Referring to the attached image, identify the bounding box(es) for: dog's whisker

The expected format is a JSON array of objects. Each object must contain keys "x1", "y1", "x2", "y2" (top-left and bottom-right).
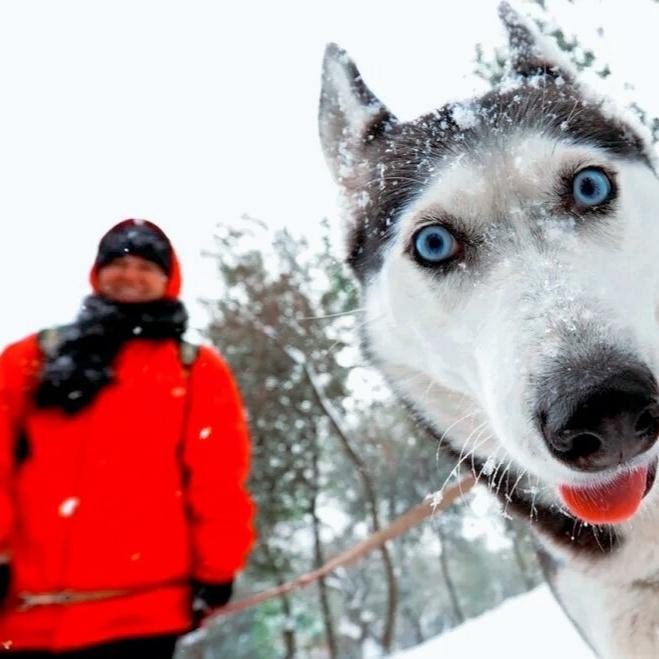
[
  {"x1": 460, "y1": 432, "x2": 494, "y2": 479},
  {"x1": 418, "y1": 376, "x2": 440, "y2": 411},
  {"x1": 437, "y1": 423, "x2": 490, "y2": 492},
  {"x1": 488, "y1": 451, "x2": 509, "y2": 492},
  {"x1": 570, "y1": 516, "x2": 581, "y2": 544},
  {"x1": 393, "y1": 369, "x2": 436, "y2": 395},
  {"x1": 493, "y1": 458, "x2": 511, "y2": 491},
  {"x1": 455, "y1": 422, "x2": 489, "y2": 469},
  {"x1": 591, "y1": 525, "x2": 607, "y2": 554},
  {"x1": 475, "y1": 443, "x2": 502, "y2": 485},
  {"x1": 436, "y1": 408, "x2": 480, "y2": 454},
  {"x1": 506, "y1": 468, "x2": 526, "y2": 503},
  {"x1": 298, "y1": 307, "x2": 366, "y2": 321},
  {"x1": 528, "y1": 473, "x2": 541, "y2": 522},
  {"x1": 320, "y1": 311, "x2": 386, "y2": 360},
  {"x1": 502, "y1": 468, "x2": 527, "y2": 518},
  {"x1": 495, "y1": 458, "x2": 515, "y2": 499}
]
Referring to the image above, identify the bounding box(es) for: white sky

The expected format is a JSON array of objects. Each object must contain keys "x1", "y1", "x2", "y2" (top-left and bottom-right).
[{"x1": 0, "y1": 0, "x2": 658, "y2": 345}]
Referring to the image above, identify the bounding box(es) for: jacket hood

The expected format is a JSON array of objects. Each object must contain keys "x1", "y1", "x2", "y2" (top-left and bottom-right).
[{"x1": 89, "y1": 219, "x2": 182, "y2": 299}]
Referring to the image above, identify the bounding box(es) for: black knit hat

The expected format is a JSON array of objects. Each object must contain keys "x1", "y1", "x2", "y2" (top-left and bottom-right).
[{"x1": 95, "y1": 223, "x2": 172, "y2": 275}]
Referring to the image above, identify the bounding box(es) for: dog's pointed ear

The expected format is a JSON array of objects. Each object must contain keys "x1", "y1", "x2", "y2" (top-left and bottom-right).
[
  {"x1": 319, "y1": 43, "x2": 396, "y2": 187},
  {"x1": 498, "y1": 2, "x2": 576, "y2": 80}
]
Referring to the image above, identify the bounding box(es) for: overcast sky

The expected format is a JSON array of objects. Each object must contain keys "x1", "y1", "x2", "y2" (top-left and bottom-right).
[{"x1": 0, "y1": 0, "x2": 657, "y2": 346}]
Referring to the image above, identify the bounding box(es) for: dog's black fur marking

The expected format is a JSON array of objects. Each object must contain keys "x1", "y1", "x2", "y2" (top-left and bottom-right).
[{"x1": 341, "y1": 76, "x2": 649, "y2": 282}]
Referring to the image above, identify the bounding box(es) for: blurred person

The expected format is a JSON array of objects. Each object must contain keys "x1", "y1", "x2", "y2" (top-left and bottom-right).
[{"x1": 0, "y1": 220, "x2": 255, "y2": 657}]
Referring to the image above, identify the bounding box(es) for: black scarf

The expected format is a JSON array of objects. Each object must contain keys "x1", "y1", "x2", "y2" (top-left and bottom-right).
[{"x1": 34, "y1": 294, "x2": 188, "y2": 414}]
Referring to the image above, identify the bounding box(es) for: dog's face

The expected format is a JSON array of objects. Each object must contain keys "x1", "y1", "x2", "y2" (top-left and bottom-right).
[{"x1": 319, "y1": 5, "x2": 659, "y2": 531}]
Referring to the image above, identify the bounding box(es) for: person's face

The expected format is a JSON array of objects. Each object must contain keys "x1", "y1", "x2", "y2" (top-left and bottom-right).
[{"x1": 97, "y1": 255, "x2": 168, "y2": 303}]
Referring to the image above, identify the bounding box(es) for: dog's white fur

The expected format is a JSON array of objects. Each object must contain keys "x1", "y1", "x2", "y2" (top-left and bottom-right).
[
  {"x1": 320, "y1": 5, "x2": 659, "y2": 657},
  {"x1": 367, "y1": 137, "x2": 659, "y2": 492}
]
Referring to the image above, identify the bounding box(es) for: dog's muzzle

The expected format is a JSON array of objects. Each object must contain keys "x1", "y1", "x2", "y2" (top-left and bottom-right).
[{"x1": 535, "y1": 359, "x2": 659, "y2": 472}]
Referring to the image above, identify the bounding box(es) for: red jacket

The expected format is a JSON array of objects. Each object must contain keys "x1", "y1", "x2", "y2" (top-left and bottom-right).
[
  {"x1": 0, "y1": 336, "x2": 255, "y2": 651},
  {"x1": 0, "y1": 240, "x2": 255, "y2": 651}
]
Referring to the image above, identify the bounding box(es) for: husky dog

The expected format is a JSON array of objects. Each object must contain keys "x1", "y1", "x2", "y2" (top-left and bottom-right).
[{"x1": 319, "y1": 4, "x2": 659, "y2": 657}]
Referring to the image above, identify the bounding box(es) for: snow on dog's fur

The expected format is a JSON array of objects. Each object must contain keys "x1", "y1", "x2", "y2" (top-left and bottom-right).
[{"x1": 319, "y1": 4, "x2": 659, "y2": 657}]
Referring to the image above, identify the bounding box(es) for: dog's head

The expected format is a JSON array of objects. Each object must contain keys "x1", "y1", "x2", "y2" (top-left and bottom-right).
[{"x1": 319, "y1": 3, "x2": 659, "y2": 535}]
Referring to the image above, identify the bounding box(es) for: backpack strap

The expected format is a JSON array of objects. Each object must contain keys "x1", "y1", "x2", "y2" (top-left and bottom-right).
[
  {"x1": 17, "y1": 328, "x2": 64, "y2": 467},
  {"x1": 37, "y1": 327, "x2": 63, "y2": 358},
  {"x1": 179, "y1": 340, "x2": 200, "y2": 372}
]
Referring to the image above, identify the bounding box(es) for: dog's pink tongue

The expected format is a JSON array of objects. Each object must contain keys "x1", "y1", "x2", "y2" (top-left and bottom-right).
[{"x1": 558, "y1": 466, "x2": 648, "y2": 524}]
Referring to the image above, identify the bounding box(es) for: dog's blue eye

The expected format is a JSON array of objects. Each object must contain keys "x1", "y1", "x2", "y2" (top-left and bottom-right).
[
  {"x1": 413, "y1": 225, "x2": 459, "y2": 265},
  {"x1": 572, "y1": 168, "x2": 612, "y2": 207}
]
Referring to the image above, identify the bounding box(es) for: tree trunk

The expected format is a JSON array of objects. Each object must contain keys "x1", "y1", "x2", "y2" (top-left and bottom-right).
[
  {"x1": 436, "y1": 524, "x2": 465, "y2": 625},
  {"x1": 310, "y1": 435, "x2": 338, "y2": 659},
  {"x1": 304, "y1": 362, "x2": 398, "y2": 652},
  {"x1": 261, "y1": 541, "x2": 297, "y2": 658},
  {"x1": 279, "y1": 593, "x2": 296, "y2": 659}
]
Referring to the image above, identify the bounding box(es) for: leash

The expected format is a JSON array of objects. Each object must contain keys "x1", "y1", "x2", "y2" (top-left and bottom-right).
[{"x1": 202, "y1": 475, "x2": 476, "y2": 623}]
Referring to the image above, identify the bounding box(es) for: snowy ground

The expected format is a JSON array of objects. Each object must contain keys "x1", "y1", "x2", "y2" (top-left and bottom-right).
[{"x1": 392, "y1": 585, "x2": 595, "y2": 659}]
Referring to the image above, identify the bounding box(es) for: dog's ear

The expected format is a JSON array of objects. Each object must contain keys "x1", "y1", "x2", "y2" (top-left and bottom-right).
[
  {"x1": 498, "y1": 2, "x2": 576, "y2": 81},
  {"x1": 319, "y1": 43, "x2": 397, "y2": 188}
]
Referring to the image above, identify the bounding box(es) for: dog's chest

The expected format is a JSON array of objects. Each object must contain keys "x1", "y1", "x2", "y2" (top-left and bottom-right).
[{"x1": 548, "y1": 509, "x2": 659, "y2": 658}]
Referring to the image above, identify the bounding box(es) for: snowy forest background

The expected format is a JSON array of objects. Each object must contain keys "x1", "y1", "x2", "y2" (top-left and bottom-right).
[{"x1": 175, "y1": 2, "x2": 659, "y2": 657}]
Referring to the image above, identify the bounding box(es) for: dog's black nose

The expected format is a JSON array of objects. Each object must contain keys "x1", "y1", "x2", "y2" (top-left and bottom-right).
[{"x1": 537, "y1": 367, "x2": 659, "y2": 472}]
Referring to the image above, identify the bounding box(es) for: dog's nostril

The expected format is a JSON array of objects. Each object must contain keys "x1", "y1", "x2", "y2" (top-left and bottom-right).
[
  {"x1": 558, "y1": 431, "x2": 602, "y2": 463},
  {"x1": 635, "y1": 404, "x2": 659, "y2": 441}
]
